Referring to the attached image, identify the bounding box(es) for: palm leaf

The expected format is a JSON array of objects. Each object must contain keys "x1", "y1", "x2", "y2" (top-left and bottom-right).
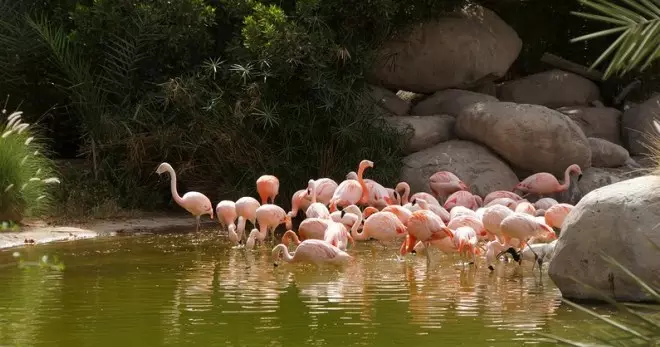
[
  {"x1": 572, "y1": 0, "x2": 660, "y2": 78},
  {"x1": 561, "y1": 298, "x2": 651, "y2": 342}
]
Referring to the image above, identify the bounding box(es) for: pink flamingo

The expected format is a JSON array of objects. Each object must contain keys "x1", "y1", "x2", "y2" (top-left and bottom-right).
[
  {"x1": 156, "y1": 162, "x2": 213, "y2": 232},
  {"x1": 429, "y1": 171, "x2": 469, "y2": 199},
  {"x1": 409, "y1": 192, "x2": 441, "y2": 207},
  {"x1": 323, "y1": 221, "x2": 354, "y2": 251},
  {"x1": 282, "y1": 218, "x2": 329, "y2": 246},
  {"x1": 272, "y1": 239, "x2": 352, "y2": 266},
  {"x1": 449, "y1": 205, "x2": 478, "y2": 220},
  {"x1": 443, "y1": 190, "x2": 480, "y2": 211},
  {"x1": 353, "y1": 211, "x2": 407, "y2": 242},
  {"x1": 235, "y1": 196, "x2": 260, "y2": 241},
  {"x1": 329, "y1": 160, "x2": 373, "y2": 211},
  {"x1": 452, "y1": 226, "x2": 481, "y2": 265},
  {"x1": 395, "y1": 182, "x2": 411, "y2": 205},
  {"x1": 514, "y1": 164, "x2": 583, "y2": 196},
  {"x1": 485, "y1": 239, "x2": 518, "y2": 270},
  {"x1": 447, "y1": 215, "x2": 488, "y2": 241},
  {"x1": 483, "y1": 191, "x2": 523, "y2": 205},
  {"x1": 301, "y1": 178, "x2": 339, "y2": 205},
  {"x1": 288, "y1": 189, "x2": 312, "y2": 220},
  {"x1": 256, "y1": 175, "x2": 280, "y2": 204},
  {"x1": 515, "y1": 201, "x2": 536, "y2": 215},
  {"x1": 484, "y1": 198, "x2": 518, "y2": 210},
  {"x1": 400, "y1": 207, "x2": 454, "y2": 263},
  {"x1": 247, "y1": 204, "x2": 290, "y2": 248},
  {"x1": 544, "y1": 203, "x2": 574, "y2": 229},
  {"x1": 305, "y1": 179, "x2": 331, "y2": 219},
  {"x1": 346, "y1": 171, "x2": 393, "y2": 208},
  {"x1": 499, "y1": 213, "x2": 557, "y2": 250},
  {"x1": 411, "y1": 198, "x2": 450, "y2": 224},
  {"x1": 481, "y1": 204, "x2": 514, "y2": 242},
  {"x1": 382, "y1": 205, "x2": 413, "y2": 224},
  {"x1": 216, "y1": 200, "x2": 237, "y2": 228}
]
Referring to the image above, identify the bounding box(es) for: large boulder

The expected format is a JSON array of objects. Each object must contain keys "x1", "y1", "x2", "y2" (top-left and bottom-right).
[
  {"x1": 622, "y1": 94, "x2": 660, "y2": 155},
  {"x1": 588, "y1": 137, "x2": 630, "y2": 168},
  {"x1": 366, "y1": 85, "x2": 410, "y2": 116},
  {"x1": 455, "y1": 101, "x2": 592, "y2": 176},
  {"x1": 498, "y1": 70, "x2": 601, "y2": 108},
  {"x1": 576, "y1": 167, "x2": 638, "y2": 196},
  {"x1": 368, "y1": 5, "x2": 521, "y2": 93},
  {"x1": 384, "y1": 115, "x2": 455, "y2": 154},
  {"x1": 557, "y1": 106, "x2": 622, "y2": 145},
  {"x1": 400, "y1": 140, "x2": 519, "y2": 197},
  {"x1": 412, "y1": 89, "x2": 498, "y2": 117},
  {"x1": 549, "y1": 175, "x2": 660, "y2": 301}
]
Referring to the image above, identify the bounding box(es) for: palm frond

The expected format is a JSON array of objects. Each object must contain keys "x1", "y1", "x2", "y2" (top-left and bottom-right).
[{"x1": 571, "y1": 0, "x2": 660, "y2": 78}]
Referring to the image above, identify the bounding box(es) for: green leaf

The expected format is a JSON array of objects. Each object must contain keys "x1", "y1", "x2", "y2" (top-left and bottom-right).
[{"x1": 571, "y1": 26, "x2": 628, "y2": 42}]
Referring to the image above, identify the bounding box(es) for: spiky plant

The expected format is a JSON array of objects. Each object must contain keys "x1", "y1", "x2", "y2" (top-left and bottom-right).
[
  {"x1": 571, "y1": 0, "x2": 660, "y2": 79},
  {"x1": 0, "y1": 110, "x2": 60, "y2": 223}
]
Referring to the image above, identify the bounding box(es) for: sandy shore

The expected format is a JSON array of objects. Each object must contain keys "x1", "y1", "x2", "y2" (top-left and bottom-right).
[{"x1": 0, "y1": 216, "x2": 216, "y2": 250}]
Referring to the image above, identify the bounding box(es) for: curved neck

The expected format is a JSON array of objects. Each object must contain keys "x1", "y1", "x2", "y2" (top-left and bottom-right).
[
  {"x1": 290, "y1": 191, "x2": 303, "y2": 217},
  {"x1": 274, "y1": 244, "x2": 294, "y2": 263},
  {"x1": 311, "y1": 181, "x2": 318, "y2": 204},
  {"x1": 399, "y1": 183, "x2": 410, "y2": 204},
  {"x1": 165, "y1": 165, "x2": 184, "y2": 205},
  {"x1": 560, "y1": 166, "x2": 574, "y2": 190},
  {"x1": 356, "y1": 165, "x2": 370, "y2": 203},
  {"x1": 283, "y1": 230, "x2": 301, "y2": 245}
]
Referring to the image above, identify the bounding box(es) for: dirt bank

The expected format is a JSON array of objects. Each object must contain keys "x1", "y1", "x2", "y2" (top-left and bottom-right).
[{"x1": 0, "y1": 216, "x2": 216, "y2": 250}]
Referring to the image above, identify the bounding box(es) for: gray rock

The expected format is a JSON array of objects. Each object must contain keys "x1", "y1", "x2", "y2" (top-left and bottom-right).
[
  {"x1": 498, "y1": 69, "x2": 601, "y2": 108},
  {"x1": 412, "y1": 89, "x2": 498, "y2": 117},
  {"x1": 622, "y1": 95, "x2": 660, "y2": 155},
  {"x1": 557, "y1": 106, "x2": 622, "y2": 145},
  {"x1": 549, "y1": 175, "x2": 660, "y2": 301},
  {"x1": 384, "y1": 115, "x2": 455, "y2": 154},
  {"x1": 455, "y1": 101, "x2": 592, "y2": 176},
  {"x1": 368, "y1": 5, "x2": 521, "y2": 93},
  {"x1": 588, "y1": 137, "x2": 630, "y2": 168},
  {"x1": 400, "y1": 140, "x2": 519, "y2": 198}
]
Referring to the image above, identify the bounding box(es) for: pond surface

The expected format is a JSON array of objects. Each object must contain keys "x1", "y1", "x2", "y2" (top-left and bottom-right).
[{"x1": 0, "y1": 231, "x2": 608, "y2": 346}]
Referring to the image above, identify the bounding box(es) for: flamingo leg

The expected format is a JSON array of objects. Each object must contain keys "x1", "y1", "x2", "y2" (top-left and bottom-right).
[
  {"x1": 195, "y1": 216, "x2": 201, "y2": 233},
  {"x1": 424, "y1": 242, "x2": 431, "y2": 266}
]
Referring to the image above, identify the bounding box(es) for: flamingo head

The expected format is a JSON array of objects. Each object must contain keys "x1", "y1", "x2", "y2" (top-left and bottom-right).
[
  {"x1": 206, "y1": 205, "x2": 214, "y2": 219},
  {"x1": 360, "y1": 160, "x2": 374, "y2": 169},
  {"x1": 283, "y1": 214, "x2": 292, "y2": 230},
  {"x1": 497, "y1": 247, "x2": 522, "y2": 264},
  {"x1": 459, "y1": 181, "x2": 469, "y2": 191},
  {"x1": 155, "y1": 162, "x2": 170, "y2": 175}
]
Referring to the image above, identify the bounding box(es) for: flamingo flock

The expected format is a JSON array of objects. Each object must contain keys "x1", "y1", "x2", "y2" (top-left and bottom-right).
[{"x1": 156, "y1": 160, "x2": 580, "y2": 271}]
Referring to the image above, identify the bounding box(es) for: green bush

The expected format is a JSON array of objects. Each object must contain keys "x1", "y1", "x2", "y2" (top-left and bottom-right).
[{"x1": 0, "y1": 110, "x2": 59, "y2": 223}]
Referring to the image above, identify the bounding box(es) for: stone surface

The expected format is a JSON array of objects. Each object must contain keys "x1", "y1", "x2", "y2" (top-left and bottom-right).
[
  {"x1": 455, "y1": 101, "x2": 592, "y2": 176},
  {"x1": 622, "y1": 94, "x2": 660, "y2": 155},
  {"x1": 557, "y1": 106, "x2": 622, "y2": 145},
  {"x1": 366, "y1": 85, "x2": 410, "y2": 116},
  {"x1": 588, "y1": 137, "x2": 630, "y2": 168},
  {"x1": 368, "y1": 5, "x2": 521, "y2": 93},
  {"x1": 384, "y1": 115, "x2": 455, "y2": 153},
  {"x1": 549, "y1": 175, "x2": 660, "y2": 301},
  {"x1": 498, "y1": 69, "x2": 601, "y2": 108},
  {"x1": 400, "y1": 140, "x2": 519, "y2": 198},
  {"x1": 412, "y1": 89, "x2": 498, "y2": 117}
]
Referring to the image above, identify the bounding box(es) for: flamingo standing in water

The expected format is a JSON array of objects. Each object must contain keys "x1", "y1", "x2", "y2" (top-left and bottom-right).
[
  {"x1": 288, "y1": 189, "x2": 312, "y2": 220},
  {"x1": 305, "y1": 179, "x2": 331, "y2": 219},
  {"x1": 235, "y1": 196, "x2": 260, "y2": 241},
  {"x1": 443, "y1": 190, "x2": 480, "y2": 211},
  {"x1": 256, "y1": 175, "x2": 280, "y2": 204},
  {"x1": 272, "y1": 239, "x2": 352, "y2": 266},
  {"x1": 302, "y1": 178, "x2": 339, "y2": 205},
  {"x1": 401, "y1": 203, "x2": 454, "y2": 263},
  {"x1": 353, "y1": 211, "x2": 407, "y2": 242},
  {"x1": 499, "y1": 213, "x2": 557, "y2": 250},
  {"x1": 514, "y1": 164, "x2": 583, "y2": 196},
  {"x1": 329, "y1": 160, "x2": 373, "y2": 211},
  {"x1": 216, "y1": 200, "x2": 238, "y2": 244},
  {"x1": 346, "y1": 171, "x2": 392, "y2": 208},
  {"x1": 156, "y1": 162, "x2": 213, "y2": 232}
]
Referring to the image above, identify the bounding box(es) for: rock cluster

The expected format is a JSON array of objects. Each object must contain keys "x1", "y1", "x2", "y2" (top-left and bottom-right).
[{"x1": 366, "y1": 4, "x2": 659, "y2": 301}]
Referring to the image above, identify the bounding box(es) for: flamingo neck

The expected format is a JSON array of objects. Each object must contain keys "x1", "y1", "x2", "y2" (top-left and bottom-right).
[
  {"x1": 559, "y1": 165, "x2": 575, "y2": 190},
  {"x1": 356, "y1": 165, "x2": 370, "y2": 203},
  {"x1": 165, "y1": 165, "x2": 184, "y2": 206},
  {"x1": 311, "y1": 180, "x2": 318, "y2": 204},
  {"x1": 275, "y1": 244, "x2": 295, "y2": 263},
  {"x1": 349, "y1": 210, "x2": 365, "y2": 240},
  {"x1": 401, "y1": 183, "x2": 410, "y2": 204}
]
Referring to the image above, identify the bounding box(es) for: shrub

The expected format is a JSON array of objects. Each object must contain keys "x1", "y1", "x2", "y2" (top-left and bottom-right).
[{"x1": 0, "y1": 110, "x2": 59, "y2": 223}]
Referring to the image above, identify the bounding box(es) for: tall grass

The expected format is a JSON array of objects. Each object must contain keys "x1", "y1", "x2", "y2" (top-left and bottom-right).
[{"x1": 0, "y1": 109, "x2": 59, "y2": 223}]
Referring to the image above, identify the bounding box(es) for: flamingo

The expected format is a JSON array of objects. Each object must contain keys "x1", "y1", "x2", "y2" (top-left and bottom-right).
[
  {"x1": 429, "y1": 171, "x2": 468, "y2": 200},
  {"x1": 484, "y1": 198, "x2": 518, "y2": 210},
  {"x1": 443, "y1": 190, "x2": 480, "y2": 211},
  {"x1": 485, "y1": 239, "x2": 519, "y2": 271},
  {"x1": 323, "y1": 221, "x2": 354, "y2": 251},
  {"x1": 305, "y1": 178, "x2": 339, "y2": 204},
  {"x1": 395, "y1": 182, "x2": 411, "y2": 205},
  {"x1": 346, "y1": 171, "x2": 393, "y2": 208},
  {"x1": 544, "y1": 203, "x2": 574, "y2": 230},
  {"x1": 288, "y1": 189, "x2": 312, "y2": 220},
  {"x1": 447, "y1": 215, "x2": 488, "y2": 241},
  {"x1": 515, "y1": 201, "x2": 536, "y2": 215},
  {"x1": 329, "y1": 160, "x2": 373, "y2": 211},
  {"x1": 409, "y1": 198, "x2": 450, "y2": 223},
  {"x1": 452, "y1": 226, "x2": 481, "y2": 265},
  {"x1": 483, "y1": 191, "x2": 523, "y2": 205},
  {"x1": 449, "y1": 205, "x2": 478, "y2": 220},
  {"x1": 514, "y1": 164, "x2": 583, "y2": 196},
  {"x1": 305, "y1": 179, "x2": 331, "y2": 219},
  {"x1": 330, "y1": 209, "x2": 360, "y2": 229},
  {"x1": 156, "y1": 162, "x2": 213, "y2": 232},
  {"x1": 499, "y1": 213, "x2": 557, "y2": 250},
  {"x1": 382, "y1": 205, "x2": 413, "y2": 224},
  {"x1": 409, "y1": 192, "x2": 441, "y2": 207},
  {"x1": 353, "y1": 211, "x2": 407, "y2": 242},
  {"x1": 282, "y1": 218, "x2": 329, "y2": 246},
  {"x1": 216, "y1": 200, "x2": 237, "y2": 229},
  {"x1": 227, "y1": 224, "x2": 240, "y2": 246},
  {"x1": 256, "y1": 175, "x2": 280, "y2": 204},
  {"x1": 272, "y1": 239, "x2": 352, "y2": 266},
  {"x1": 247, "y1": 204, "x2": 290, "y2": 248},
  {"x1": 534, "y1": 197, "x2": 559, "y2": 210},
  {"x1": 400, "y1": 205, "x2": 454, "y2": 263},
  {"x1": 235, "y1": 196, "x2": 260, "y2": 241},
  {"x1": 481, "y1": 204, "x2": 514, "y2": 242}
]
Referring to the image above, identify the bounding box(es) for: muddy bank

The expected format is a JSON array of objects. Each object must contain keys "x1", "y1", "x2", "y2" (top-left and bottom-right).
[{"x1": 0, "y1": 216, "x2": 216, "y2": 250}]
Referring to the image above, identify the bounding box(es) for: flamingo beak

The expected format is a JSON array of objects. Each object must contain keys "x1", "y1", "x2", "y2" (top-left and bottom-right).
[
  {"x1": 577, "y1": 173, "x2": 583, "y2": 181},
  {"x1": 459, "y1": 181, "x2": 469, "y2": 190}
]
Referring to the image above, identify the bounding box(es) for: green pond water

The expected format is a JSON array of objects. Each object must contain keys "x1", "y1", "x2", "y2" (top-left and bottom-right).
[{"x1": 0, "y1": 230, "x2": 613, "y2": 346}]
